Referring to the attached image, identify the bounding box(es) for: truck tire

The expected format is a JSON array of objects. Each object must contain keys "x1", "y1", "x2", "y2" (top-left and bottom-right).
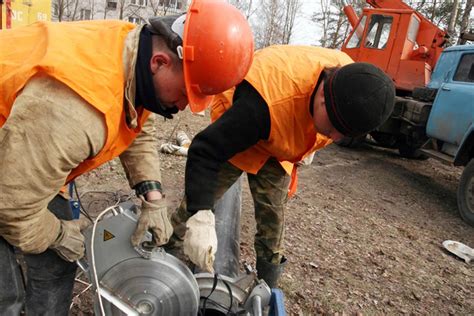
[
  {"x1": 458, "y1": 159, "x2": 474, "y2": 227},
  {"x1": 335, "y1": 135, "x2": 366, "y2": 148}
]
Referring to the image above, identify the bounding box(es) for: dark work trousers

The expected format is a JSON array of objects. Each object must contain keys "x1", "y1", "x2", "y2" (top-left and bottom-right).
[{"x1": 0, "y1": 195, "x2": 77, "y2": 316}]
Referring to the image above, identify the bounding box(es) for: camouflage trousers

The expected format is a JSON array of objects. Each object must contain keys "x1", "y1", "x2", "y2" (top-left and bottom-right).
[{"x1": 172, "y1": 158, "x2": 290, "y2": 264}]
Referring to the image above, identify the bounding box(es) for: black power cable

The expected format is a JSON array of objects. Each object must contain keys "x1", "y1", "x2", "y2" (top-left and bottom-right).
[
  {"x1": 72, "y1": 182, "x2": 94, "y2": 222},
  {"x1": 198, "y1": 273, "x2": 240, "y2": 316}
]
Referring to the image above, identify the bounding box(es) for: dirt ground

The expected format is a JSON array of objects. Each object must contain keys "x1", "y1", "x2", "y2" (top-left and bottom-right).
[{"x1": 71, "y1": 109, "x2": 473, "y2": 315}]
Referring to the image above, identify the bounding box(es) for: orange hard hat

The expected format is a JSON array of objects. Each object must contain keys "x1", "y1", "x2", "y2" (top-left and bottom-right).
[{"x1": 181, "y1": 0, "x2": 254, "y2": 112}]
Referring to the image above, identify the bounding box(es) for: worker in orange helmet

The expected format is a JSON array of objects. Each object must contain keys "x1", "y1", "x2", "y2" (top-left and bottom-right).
[
  {"x1": 169, "y1": 45, "x2": 396, "y2": 288},
  {"x1": 0, "y1": 0, "x2": 253, "y2": 313}
]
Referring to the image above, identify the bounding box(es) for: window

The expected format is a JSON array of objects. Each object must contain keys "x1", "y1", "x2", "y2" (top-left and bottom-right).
[
  {"x1": 346, "y1": 15, "x2": 367, "y2": 49},
  {"x1": 128, "y1": 16, "x2": 140, "y2": 24},
  {"x1": 80, "y1": 8, "x2": 91, "y2": 20},
  {"x1": 407, "y1": 15, "x2": 420, "y2": 43},
  {"x1": 454, "y1": 54, "x2": 474, "y2": 83},
  {"x1": 159, "y1": 0, "x2": 178, "y2": 7},
  {"x1": 107, "y1": 0, "x2": 117, "y2": 9},
  {"x1": 364, "y1": 15, "x2": 393, "y2": 49},
  {"x1": 130, "y1": 0, "x2": 146, "y2": 6}
]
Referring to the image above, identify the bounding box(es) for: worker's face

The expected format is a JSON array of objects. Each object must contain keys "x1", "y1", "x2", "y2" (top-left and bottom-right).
[
  {"x1": 150, "y1": 52, "x2": 188, "y2": 111},
  {"x1": 312, "y1": 82, "x2": 345, "y2": 142}
]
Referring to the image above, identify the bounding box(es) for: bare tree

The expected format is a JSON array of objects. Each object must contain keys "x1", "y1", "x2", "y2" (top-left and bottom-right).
[
  {"x1": 312, "y1": 0, "x2": 365, "y2": 48},
  {"x1": 458, "y1": 0, "x2": 473, "y2": 44},
  {"x1": 281, "y1": 0, "x2": 301, "y2": 44},
  {"x1": 69, "y1": 0, "x2": 80, "y2": 20},
  {"x1": 90, "y1": 0, "x2": 96, "y2": 19},
  {"x1": 447, "y1": 0, "x2": 460, "y2": 41},
  {"x1": 54, "y1": 0, "x2": 82, "y2": 21},
  {"x1": 315, "y1": 0, "x2": 331, "y2": 47},
  {"x1": 430, "y1": 0, "x2": 437, "y2": 21},
  {"x1": 228, "y1": 0, "x2": 256, "y2": 19},
  {"x1": 55, "y1": 0, "x2": 68, "y2": 21},
  {"x1": 329, "y1": 9, "x2": 347, "y2": 48},
  {"x1": 254, "y1": 0, "x2": 283, "y2": 48},
  {"x1": 116, "y1": 0, "x2": 127, "y2": 19}
]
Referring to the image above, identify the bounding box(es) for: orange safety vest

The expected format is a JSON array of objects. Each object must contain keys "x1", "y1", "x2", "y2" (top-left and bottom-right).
[
  {"x1": 0, "y1": 21, "x2": 150, "y2": 183},
  {"x1": 211, "y1": 45, "x2": 353, "y2": 195}
]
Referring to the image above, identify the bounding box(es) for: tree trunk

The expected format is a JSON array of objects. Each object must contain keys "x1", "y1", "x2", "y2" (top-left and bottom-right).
[
  {"x1": 458, "y1": 0, "x2": 473, "y2": 44},
  {"x1": 447, "y1": 0, "x2": 459, "y2": 40},
  {"x1": 70, "y1": 0, "x2": 79, "y2": 21},
  {"x1": 330, "y1": 11, "x2": 344, "y2": 48},
  {"x1": 119, "y1": 0, "x2": 125, "y2": 20},
  {"x1": 430, "y1": 0, "x2": 437, "y2": 22}
]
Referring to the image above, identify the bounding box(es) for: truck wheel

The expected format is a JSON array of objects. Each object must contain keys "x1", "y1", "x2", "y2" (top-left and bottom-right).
[
  {"x1": 336, "y1": 135, "x2": 366, "y2": 148},
  {"x1": 458, "y1": 159, "x2": 474, "y2": 226},
  {"x1": 398, "y1": 143, "x2": 428, "y2": 160}
]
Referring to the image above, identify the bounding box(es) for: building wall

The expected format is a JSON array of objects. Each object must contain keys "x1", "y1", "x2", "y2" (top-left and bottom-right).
[
  {"x1": 1, "y1": 0, "x2": 51, "y2": 29},
  {"x1": 51, "y1": 0, "x2": 187, "y2": 23}
]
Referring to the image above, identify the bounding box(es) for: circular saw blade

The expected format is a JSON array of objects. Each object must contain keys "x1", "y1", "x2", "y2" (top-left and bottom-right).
[{"x1": 99, "y1": 255, "x2": 199, "y2": 315}]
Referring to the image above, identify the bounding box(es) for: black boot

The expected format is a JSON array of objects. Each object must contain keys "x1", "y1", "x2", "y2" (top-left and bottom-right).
[{"x1": 256, "y1": 256, "x2": 287, "y2": 288}]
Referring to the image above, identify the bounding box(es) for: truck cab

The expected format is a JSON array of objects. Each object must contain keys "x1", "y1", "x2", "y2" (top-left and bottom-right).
[{"x1": 342, "y1": 2, "x2": 446, "y2": 93}]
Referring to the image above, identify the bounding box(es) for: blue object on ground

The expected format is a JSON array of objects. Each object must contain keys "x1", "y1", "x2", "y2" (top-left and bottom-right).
[{"x1": 269, "y1": 288, "x2": 286, "y2": 316}]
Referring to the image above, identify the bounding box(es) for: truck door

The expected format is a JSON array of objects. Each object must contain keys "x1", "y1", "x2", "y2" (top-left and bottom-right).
[
  {"x1": 343, "y1": 13, "x2": 398, "y2": 73},
  {"x1": 358, "y1": 13, "x2": 397, "y2": 72},
  {"x1": 427, "y1": 52, "x2": 474, "y2": 146}
]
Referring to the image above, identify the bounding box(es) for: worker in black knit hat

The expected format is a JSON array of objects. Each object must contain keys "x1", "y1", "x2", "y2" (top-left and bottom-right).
[{"x1": 168, "y1": 45, "x2": 395, "y2": 288}]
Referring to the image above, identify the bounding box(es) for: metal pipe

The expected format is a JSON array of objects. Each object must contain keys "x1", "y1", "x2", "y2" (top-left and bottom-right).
[
  {"x1": 343, "y1": 4, "x2": 360, "y2": 29},
  {"x1": 212, "y1": 177, "x2": 242, "y2": 278},
  {"x1": 99, "y1": 287, "x2": 139, "y2": 316}
]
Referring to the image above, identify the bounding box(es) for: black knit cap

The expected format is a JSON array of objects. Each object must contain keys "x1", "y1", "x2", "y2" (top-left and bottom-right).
[{"x1": 323, "y1": 62, "x2": 395, "y2": 137}]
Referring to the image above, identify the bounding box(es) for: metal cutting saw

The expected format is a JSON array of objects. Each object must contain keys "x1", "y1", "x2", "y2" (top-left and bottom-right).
[{"x1": 79, "y1": 200, "x2": 283, "y2": 316}]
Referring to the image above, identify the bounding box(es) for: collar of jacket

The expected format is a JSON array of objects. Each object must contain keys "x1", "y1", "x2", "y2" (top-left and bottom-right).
[{"x1": 123, "y1": 25, "x2": 143, "y2": 129}]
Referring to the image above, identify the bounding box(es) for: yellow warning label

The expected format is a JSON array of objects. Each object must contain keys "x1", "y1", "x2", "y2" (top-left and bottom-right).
[{"x1": 103, "y1": 230, "x2": 115, "y2": 241}]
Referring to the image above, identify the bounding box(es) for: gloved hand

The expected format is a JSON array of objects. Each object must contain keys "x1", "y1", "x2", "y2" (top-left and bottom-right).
[
  {"x1": 160, "y1": 143, "x2": 188, "y2": 156},
  {"x1": 183, "y1": 210, "x2": 217, "y2": 273},
  {"x1": 49, "y1": 217, "x2": 91, "y2": 262},
  {"x1": 131, "y1": 197, "x2": 173, "y2": 247}
]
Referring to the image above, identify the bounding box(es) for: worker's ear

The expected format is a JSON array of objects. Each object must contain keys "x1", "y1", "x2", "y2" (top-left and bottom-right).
[{"x1": 150, "y1": 52, "x2": 172, "y2": 75}]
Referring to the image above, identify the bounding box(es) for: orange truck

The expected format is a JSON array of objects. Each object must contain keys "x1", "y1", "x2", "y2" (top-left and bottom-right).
[{"x1": 340, "y1": 0, "x2": 449, "y2": 157}]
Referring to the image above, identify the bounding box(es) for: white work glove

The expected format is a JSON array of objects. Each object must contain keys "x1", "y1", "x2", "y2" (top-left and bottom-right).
[
  {"x1": 50, "y1": 217, "x2": 91, "y2": 262},
  {"x1": 131, "y1": 197, "x2": 173, "y2": 247},
  {"x1": 160, "y1": 143, "x2": 188, "y2": 156},
  {"x1": 183, "y1": 210, "x2": 217, "y2": 273}
]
